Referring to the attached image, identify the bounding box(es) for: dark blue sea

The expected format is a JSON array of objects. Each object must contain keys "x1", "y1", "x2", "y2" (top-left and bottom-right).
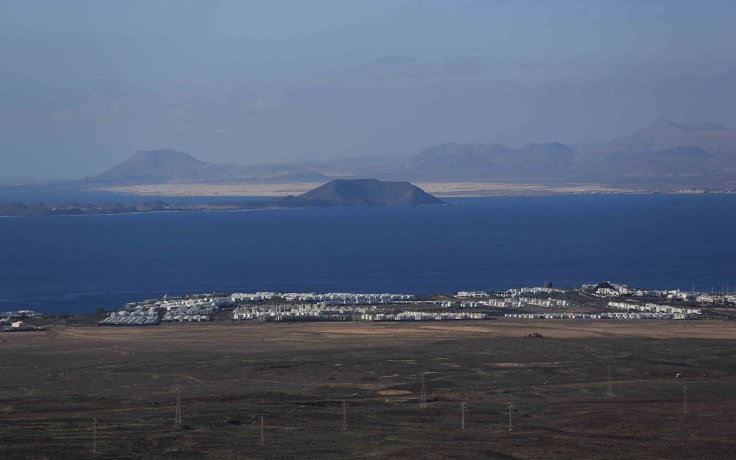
[{"x1": 1, "y1": 193, "x2": 735, "y2": 313}]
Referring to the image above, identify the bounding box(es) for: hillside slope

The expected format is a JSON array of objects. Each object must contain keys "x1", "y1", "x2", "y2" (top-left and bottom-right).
[
  {"x1": 89, "y1": 150, "x2": 249, "y2": 184},
  {"x1": 279, "y1": 179, "x2": 443, "y2": 206}
]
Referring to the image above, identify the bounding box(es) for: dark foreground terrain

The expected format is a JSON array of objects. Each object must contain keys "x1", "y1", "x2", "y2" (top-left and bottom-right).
[{"x1": 1, "y1": 320, "x2": 736, "y2": 459}]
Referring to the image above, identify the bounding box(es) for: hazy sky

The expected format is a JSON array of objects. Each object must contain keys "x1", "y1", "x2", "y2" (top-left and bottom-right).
[{"x1": 1, "y1": 0, "x2": 735, "y2": 182}]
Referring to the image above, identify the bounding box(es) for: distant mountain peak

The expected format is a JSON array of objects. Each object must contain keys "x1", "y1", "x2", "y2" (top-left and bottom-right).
[
  {"x1": 416, "y1": 142, "x2": 510, "y2": 159},
  {"x1": 130, "y1": 149, "x2": 203, "y2": 164},
  {"x1": 588, "y1": 119, "x2": 736, "y2": 158},
  {"x1": 519, "y1": 142, "x2": 575, "y2": 153},
  {"x1": 690, "y1": 122, "x2": 727, "y2": 131},
  {"x1": 82, "y1": 149, "x2": 333, "y2": 186},
  {"x1": 645, "y1": 119, "x2": 728, "y2": 132},
  {"x1": 390, "y1": 141, "x2": 575, "y2": 181},
  {"x1": 648, "y1": 118, "x2": 681, "y2": 129},
  {"x1": 88, "y1": 149, "x2": 239, "y2": 185}
]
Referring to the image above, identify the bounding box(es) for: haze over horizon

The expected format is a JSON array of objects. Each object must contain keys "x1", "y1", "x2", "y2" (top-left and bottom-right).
[{"x1": 2, "y1": 0, "x2": 736, "y2": 183}]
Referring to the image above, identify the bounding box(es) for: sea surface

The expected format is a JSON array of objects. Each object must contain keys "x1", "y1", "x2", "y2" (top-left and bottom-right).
[{"x1": 1, "y1": 193, "x2": 735, "y2": 313}]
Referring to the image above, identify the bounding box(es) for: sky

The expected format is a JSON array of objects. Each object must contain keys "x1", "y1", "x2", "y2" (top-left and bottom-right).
[{"x1": 1, "y1": 0, "x2": 735, "y2": 182}]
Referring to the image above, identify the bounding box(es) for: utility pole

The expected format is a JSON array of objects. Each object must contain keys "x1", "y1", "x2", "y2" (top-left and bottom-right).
[
  {"x1": 606, "y1": 366, "x2": 613, "y2": 398},
  {"x1": 683, "y1": 383, "x2": 688, "y2": 415},
  {"x1": 507, "y1": 402, "x2": 513, "y2": 431},
  {"x1": 342, "y1": 400, "x2": 348, "y2": 431},
  {"x1": 461, "y1": 401, "x2": 466, "y2": 430},
  {"x1": 260, "y1": 415, "x2": 265, "y2": 447},
  {"x1": 92, "y1": 417, "x2": 97, "y2": 456},
  {"x1": 175, "y1": 385, "x2": 182, "y2": 427},
  {"x1": 419, "y1": 373, "x2": 427, "y2": 409}
]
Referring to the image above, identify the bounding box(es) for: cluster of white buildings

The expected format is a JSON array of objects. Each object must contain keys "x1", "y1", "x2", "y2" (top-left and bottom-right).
[
  {"x1": 363, "y1": 311, "x2": 489, "y2": 321},
  {"x1": 0, "y1": 310, "x2": 40, "y2": 330},
  {"x1": 0, "y1": 310, "x2": 38, "y2": 325},
  {"x1": 506, "y1": 312, "x2": 693, "y2": 320},
  {"x1": 456, "y1": 291, "x2": 491, "y2": 299},
  {"x1": 607, "y1": 301, "x2": 701, "y2": 317},
  {"x1": 454, "y1": 287, "x2": 573, "y2": 310},
  {"x1": 230, "y1": 292, "x2": 277, "y2": 302},
  {"x1": 695, "y1": 292, "x2": 736, "y2": 305},
  {"x1": 592, "y1": 283, "x2": 734, "y2": 305},
  {"x1": 600, "y1": 312, "x2": 693, "y2": 320},
  {"x1": 161, "y1": 308, "x2": 217, "y2": 323},
  {"x1": 591, "y1": 284, "x2": 654, "y2": 298},
  {"x1": 99, "y1": 295, "x2": 230, "y2": 326},
  {"x1": 92, "y1": 283, "x2": 732, "y2": 327},
  {"x1": 159, "y1": 296, "x2": 228, "y2": 322},
  {"x1": 232, "y1": 304, "x2": 491, "y2": 322},
  {"x1": 157, "y1": 297, "x2": 230, "y2": 310},
  {"x1": 456, "y1": 287, "x2": 565, "y2": 299},
  {"x1": 232, "y1": 304, "x2": 377, "y2": 321},
  {"x1": 98, "y1": 308, "x2": 161, "y2": 326},
  {"x1": 231, "y1": 292, "x2": 415, "y2": 305},
  {"x1": 457, "y1": 297, "x2": 570, "y2": 309},
  {"x1": 596, "y1": 286, "x2": 698, "y2": 300},
  {"x1": 505, "y1": 287, "x2": 566, "y2": 296},
  {"x1": 506, "y1": 312, "x2": 595, "y2": 319}
]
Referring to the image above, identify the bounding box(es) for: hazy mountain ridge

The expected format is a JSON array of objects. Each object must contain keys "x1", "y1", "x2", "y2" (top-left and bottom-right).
[
  {"x1": 89, "y1": 150, "x2": 248, "y2": 184},
  {"x1": 570, "y1": 119, "x2": 736, "y2": 182},
  {"x1": 85, "y1": 149, "x2": 328, "y2": 185},
  {"x1": 379, "y1": 142, "x2": 576, "y2": 181},
  {"x1": 585, "y1": 119, "x2": 736, "y2": 157},
  {"x1": 64, "y1": 119, "x2": 736, "y2": 190}
]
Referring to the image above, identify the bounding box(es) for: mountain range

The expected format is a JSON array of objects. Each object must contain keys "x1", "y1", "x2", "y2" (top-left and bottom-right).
[{"x1": 74, "y1": 119, "x2": 736, "y2": 191}]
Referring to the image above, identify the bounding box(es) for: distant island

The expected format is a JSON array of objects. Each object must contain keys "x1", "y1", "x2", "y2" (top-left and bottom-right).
[
  {"x1": 4, "y1": 119, "x2": 736, "y2": 197},
  {"x1": 37, "y1": 119, "x2": 735, "y2": 197},
  {"x1": 0, "y1": 179, "x2": 443, "y2": 217},
  {"x1": 279, "y1": 178, "x2": 442, "y2": 207}
]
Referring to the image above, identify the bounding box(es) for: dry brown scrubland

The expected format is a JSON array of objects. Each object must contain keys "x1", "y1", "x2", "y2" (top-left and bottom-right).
[{"x1": 1, "y1": 320, "x2": 736, "y2": 459}]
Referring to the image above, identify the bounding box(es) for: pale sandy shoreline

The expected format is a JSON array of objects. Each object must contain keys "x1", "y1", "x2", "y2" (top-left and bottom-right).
[{"x1": 96, "y1": 181, "x2": 656, "y2": 197}]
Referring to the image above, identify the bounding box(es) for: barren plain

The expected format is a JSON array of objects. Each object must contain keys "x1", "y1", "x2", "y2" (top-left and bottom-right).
[
  {"x1": 97, "y1": 182, "x2": 643, "y2": 198},
  {"x1": 2, "y1": 320, "x2": 736, "y2": 459}
]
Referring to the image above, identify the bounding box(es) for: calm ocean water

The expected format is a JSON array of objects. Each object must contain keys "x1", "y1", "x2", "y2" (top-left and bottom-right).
[{"x1": 1, "y1": 194, "x2": 735, "y2": 313}]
